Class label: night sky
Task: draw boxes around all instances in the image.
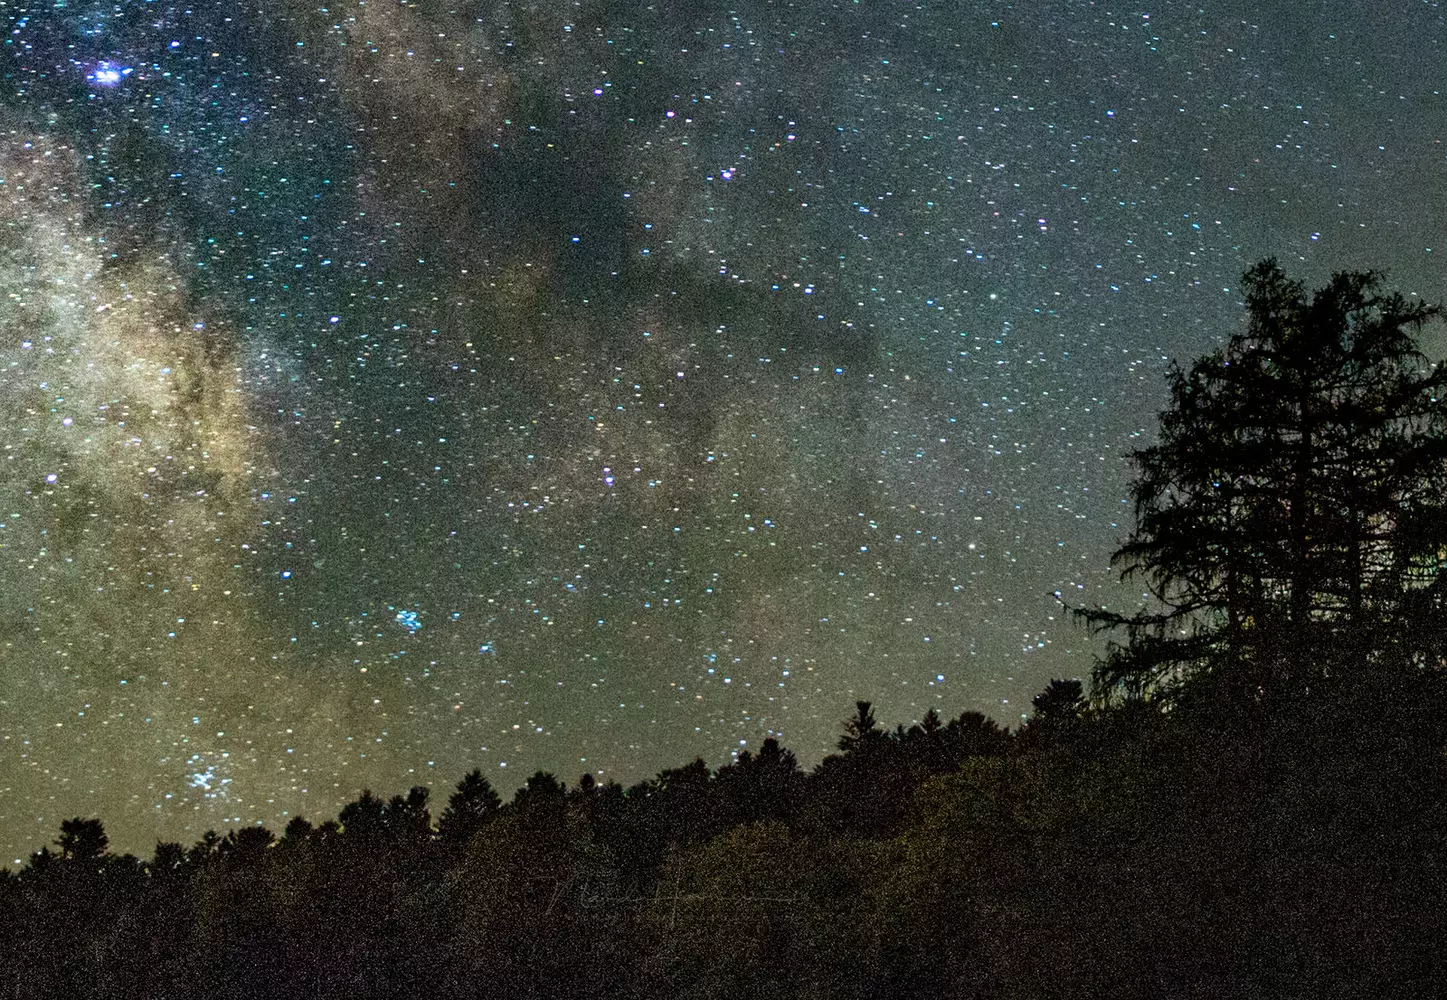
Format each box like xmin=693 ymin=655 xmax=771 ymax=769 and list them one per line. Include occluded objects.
xmin=1 ymin=0 xmax=1444 ymax=862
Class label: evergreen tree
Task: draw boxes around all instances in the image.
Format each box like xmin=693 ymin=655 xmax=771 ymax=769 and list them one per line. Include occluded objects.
xmin=1031 ymin=679 xmax=1085 ymax=726
xmin=437 ymin=769 xmax=502 ymax=853
xmin=55 ymin=817 xmax=108 ymax=865
xmin=338 ymin=788 xmax=388 ymax=847
xmin=221 ymin=825 xmax=276 ymax=862
xmin=837 ymin=700 xmax=882 ymax=754
xmin=281 ymin=816 xmax=314 ymax=844
xmin=1085 ymin=259 xmax=1447 ymax=702
xmin=387 ymin=785 xmax=433 ymax=853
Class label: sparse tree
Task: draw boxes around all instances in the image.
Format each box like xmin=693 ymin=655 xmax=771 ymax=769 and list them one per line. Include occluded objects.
xmin=837 ymin=700 xmax=882 ymax=754
xmin=1084 ymin=259 xmax=1447 ymax=703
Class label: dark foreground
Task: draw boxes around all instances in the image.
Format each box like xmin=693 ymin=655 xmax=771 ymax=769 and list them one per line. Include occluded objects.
xmin=4 ymin=671 xmax=1445 ymax=1000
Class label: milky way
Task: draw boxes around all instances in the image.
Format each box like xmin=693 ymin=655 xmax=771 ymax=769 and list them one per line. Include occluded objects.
xmin=2 ymin=0 xmax=1444 ymax=861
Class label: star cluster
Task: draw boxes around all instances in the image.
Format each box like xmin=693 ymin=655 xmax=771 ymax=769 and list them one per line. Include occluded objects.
xmin=1 ymin=0 xmax=1444 ymax=861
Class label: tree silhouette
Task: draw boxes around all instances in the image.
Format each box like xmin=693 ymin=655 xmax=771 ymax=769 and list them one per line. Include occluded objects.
xmin=55 ymin=817 xmax=108 ymax=865
xmin=437 ymin=768 xmax=502 ymax=854
xmin=221 ymin=825 xmax=276 ymax=862
xmin=338 ymin=788 xmax=388 ymax=845
xmin=3 ymin=685 xmax=1445 ymax=1000
xmin=189 ymin=829 xmax=222 ymax=868
xmin=1017 ymin=679 xmax=1086 ymax=751
xmin=148 ymin=841 xmax=185 ymax=876
xmin=714 ymin=739 xmax=804 ymax=830
xmin=837 ymin=700 xmax=882 ymax=754
xmin=943 ymin=710 xmax=1010 ymax=760
xmin=1084 ymin=259 xmax=1447 ymax=703
xmin=1032 ymin=679 xmax=1085 ymax=724
xmin=281 ymin=815 xmax=314 ymax=844
xmin=387 ymin=785 xmax=433 ymax=853
xmin=513 ymin=771 xmax=568 ymax=824
xmin=808 ymin=702 xmax=924 ymax=837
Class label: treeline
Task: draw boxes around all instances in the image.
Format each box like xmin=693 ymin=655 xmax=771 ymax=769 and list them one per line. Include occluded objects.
xmin=9 ymin=258 xmax=1447 ymax=996
xmin=4 ymin=669 xmax=1447 ymax=999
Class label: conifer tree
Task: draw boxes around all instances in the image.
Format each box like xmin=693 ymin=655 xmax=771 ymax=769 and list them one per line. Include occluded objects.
xmin=437 ymin=769 xmax=502 ymax=852
xmin=1085 ymin=259 xmax=1447 ymax=702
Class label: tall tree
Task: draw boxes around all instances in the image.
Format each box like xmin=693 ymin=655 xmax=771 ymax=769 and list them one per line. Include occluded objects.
xmin=1085 ymin=259 xmax=1447 ymax=703
xmin=837 ymin=701 xmax=882 ymax=754
xmin=438 ymin=769 xmax=502 ymax=853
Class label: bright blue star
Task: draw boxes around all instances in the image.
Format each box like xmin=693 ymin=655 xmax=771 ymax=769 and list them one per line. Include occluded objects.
xmin=88 ymin=62 xmax=132 ymax=87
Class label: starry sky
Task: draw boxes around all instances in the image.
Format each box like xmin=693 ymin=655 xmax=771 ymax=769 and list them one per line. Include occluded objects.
xmin=1 ymin=0 xmax=1444 ymax=862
